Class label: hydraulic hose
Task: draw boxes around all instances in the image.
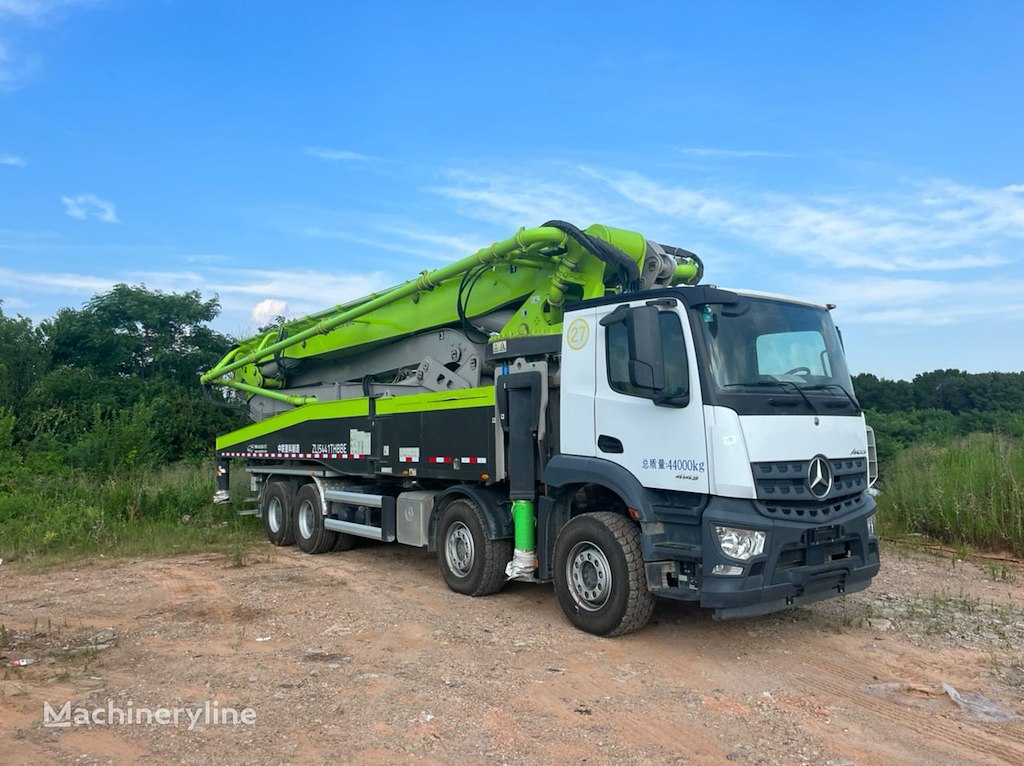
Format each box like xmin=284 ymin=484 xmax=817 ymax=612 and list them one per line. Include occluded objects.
xmin=660 ymin=243 xmax=704 ymax=285
xmin=542 ymin=220 xmax=641 ymax=292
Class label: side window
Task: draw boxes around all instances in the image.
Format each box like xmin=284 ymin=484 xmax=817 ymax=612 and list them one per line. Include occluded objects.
xmin=606 ymin=312 xmax=689 ymax=398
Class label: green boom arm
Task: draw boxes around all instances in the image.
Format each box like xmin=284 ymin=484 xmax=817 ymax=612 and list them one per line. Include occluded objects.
xmin=200 ymin=222 xmax=701 ymax=404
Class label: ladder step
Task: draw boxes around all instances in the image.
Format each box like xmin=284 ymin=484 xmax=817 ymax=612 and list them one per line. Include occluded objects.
xmin=324 ymin=518 xmax=388 ymax=541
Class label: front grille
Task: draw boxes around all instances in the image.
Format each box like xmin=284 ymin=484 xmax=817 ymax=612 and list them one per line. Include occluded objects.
xmin=751 ymin=457 xmax=869 ymax=521
xmin=756 ymin=491 xmax=870 ymax=522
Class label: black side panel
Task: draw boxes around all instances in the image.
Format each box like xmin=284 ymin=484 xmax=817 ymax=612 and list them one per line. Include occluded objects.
xmin=497 ymin=372 xmax=543 ymax=500
xmin=486 ymin=335 xmax=561 ymax=361
xmin=220 ymin=405 xmax=495 ymax=483
xmin=373 ymin=406 xmax=494 ymax=480
xmin=381 ymin=495 xmax=397 ymax=541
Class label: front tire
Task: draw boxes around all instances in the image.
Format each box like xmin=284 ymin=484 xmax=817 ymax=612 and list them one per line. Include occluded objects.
xmin=553 ymin=512 xmax=655 ymax=636
xmin=293 ymin=484 xmax=338 ymax=554
xmin=261 ymin=481 xmax=294 ymax=546
xmin=435 ymin=498 xmax=512 ymax=596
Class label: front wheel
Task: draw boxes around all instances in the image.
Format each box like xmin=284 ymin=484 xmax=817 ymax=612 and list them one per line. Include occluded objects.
xmin=435 ymin=498 xmax=512 ymax=596
xmin=553 ymin=512 xmax=655 ymax=636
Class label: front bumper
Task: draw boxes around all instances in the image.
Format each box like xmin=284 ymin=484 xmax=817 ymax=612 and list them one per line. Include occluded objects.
xmin=642 ymin=494 xmax=880 ymax=619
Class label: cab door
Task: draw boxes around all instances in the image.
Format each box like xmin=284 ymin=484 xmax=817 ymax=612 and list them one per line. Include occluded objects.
xmin=593 ymin=300 xmax=710 ymax=493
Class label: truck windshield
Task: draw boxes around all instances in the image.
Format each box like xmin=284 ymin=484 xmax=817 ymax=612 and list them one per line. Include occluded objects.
xmin=696 ymin=297 xmax=856 ymax=403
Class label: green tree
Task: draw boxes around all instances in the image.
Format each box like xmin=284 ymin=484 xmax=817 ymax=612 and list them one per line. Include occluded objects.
xmin=853 ymin=373 xmax=914 ymax=413
xmin=5 ymin=285 xmax=245 ymax=472
xmin=43 ymin=284 xmax=228 ymax=385
xmin=0 ymin=302 xmax=50 ymax=412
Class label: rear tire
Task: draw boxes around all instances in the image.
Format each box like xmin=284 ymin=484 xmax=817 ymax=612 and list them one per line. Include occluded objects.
xmin=261 ymin=481 xmax=294 ymax=546
xmin=553 ymin=512 xmax=655 ymax=636
xmin=293 ymin=484 xmax=338 ymax=554
xmin=333 ymin=532 xmax=358 ymax=551
xmin=436 ymin=498 xmax=512 ymax=596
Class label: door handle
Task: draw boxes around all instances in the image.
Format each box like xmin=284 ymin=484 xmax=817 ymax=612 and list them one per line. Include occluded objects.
xmin=598 ymin=434 xmax=623 ymax=454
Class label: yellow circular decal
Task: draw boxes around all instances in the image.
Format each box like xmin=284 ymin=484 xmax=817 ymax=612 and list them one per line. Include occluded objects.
xmin=566 ymin=318 xmax=590 ymax=350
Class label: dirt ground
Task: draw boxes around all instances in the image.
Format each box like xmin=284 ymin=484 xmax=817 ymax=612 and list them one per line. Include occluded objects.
xmin=2 ymin=539 xmax=1023 ymax=766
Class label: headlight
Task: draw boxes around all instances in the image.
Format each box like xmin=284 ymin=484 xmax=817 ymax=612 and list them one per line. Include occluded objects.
xmin=715 ymin=526 xmax=766 ymax=561
xmin=866 ymin=513 xmax=877 ymax=538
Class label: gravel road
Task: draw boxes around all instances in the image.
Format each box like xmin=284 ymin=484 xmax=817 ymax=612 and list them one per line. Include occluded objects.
xmin=2 ymin=541 xmax=1023 ymax=765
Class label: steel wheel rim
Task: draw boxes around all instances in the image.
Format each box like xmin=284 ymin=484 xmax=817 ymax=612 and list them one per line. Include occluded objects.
xmin=298 ymin=499 xmax=315 ymax=540
xmin=267 ymin=495 xmax=283 ymax=534
xmin=567 ymin=540 xmax=612 ymax=611
xmin=445 ymin=521 xmax=475 ymax=578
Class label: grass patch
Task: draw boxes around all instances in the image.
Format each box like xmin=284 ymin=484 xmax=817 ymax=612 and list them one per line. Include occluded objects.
xmin=878 ymin=433 xmax=1024 ymax=557
xmin=0 ymin=461 xmax=262 ymax=566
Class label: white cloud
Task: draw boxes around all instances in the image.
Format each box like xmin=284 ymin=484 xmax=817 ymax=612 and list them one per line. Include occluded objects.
xmin=430 ymin=165 xmax=1024 ymax=274
xmin=304 ymin=147 xmax=374 ymax=162
xmin=0 ymin=1 xmax=91 ymax=21
xmin=430 ymin=169 xmax=628 ymax=231
xmin=0 ymin=266 xmax=116 ymax=295
xmin=0 ymin=2 xmax=100 ymax=89
xmin=251 ymin=299 xmax=288 ymax=326
xmin=379 ymin=226 xmax=481 ymax=256
xmin=185 ymin=253 xmax=232 ymax=264
xmin=0 ymin=262 xmax=398 ymax=340
xmin=61 ymin=193 xmax=118 ymax=223
xmin=791 ymin=275 xmax=1024 ymax=326
xmin=299 ymin=225 xmax=478 ymax=262
xmin=206 ymin=267 xmax=391 ymax=302
xmin=0 ymin=40 xmax=28 ymax=90
xmin=677 ymin=147 xmax=795 ymax=159
xmin=0 ymin=295 xmax=30 ymax=310
xmin=190 ymin=268 xmax=398 ymax=336
xmin=0 ymin=153 xmax=26 ymax=167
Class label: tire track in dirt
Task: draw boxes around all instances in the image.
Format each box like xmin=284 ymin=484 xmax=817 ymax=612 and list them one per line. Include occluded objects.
xmin=148 ymin=559 xmax=241 ymax=624
xmin=794 ymin=653 xmax=1024 ymax=765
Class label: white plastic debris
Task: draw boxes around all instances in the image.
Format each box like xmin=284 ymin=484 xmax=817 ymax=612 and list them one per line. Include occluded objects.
xmin=942 ymin=682 xmax=1022 ymax=723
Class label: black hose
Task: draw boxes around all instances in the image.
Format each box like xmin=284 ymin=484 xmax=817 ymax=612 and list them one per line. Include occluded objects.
xmin=457 ymin=263 xmax=492 ymax=343
xmin=269 ymin=325 xmax=305 ymax=385
xmin=659 ymin=243 xmax=704 ymax=285
xmin=541 ymin=220 xmax=641 ymax=292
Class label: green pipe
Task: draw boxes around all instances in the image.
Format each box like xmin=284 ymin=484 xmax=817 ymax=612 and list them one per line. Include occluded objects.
xmin=511 ymin=499 xmax=536 ymax=553
xmin=546 ymin=249 xmax=581 ymax=323
xmin=674 ymin=262 xmax=700 ymax=284
xmin=210 ymin=377 xmax=318 ymax=406
xmin=200 ymin=225 xmax=569 ymax=385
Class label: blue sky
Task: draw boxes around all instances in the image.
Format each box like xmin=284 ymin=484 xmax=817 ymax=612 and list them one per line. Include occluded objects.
xmin=1 ymin=1 xmax=1022 ymax=381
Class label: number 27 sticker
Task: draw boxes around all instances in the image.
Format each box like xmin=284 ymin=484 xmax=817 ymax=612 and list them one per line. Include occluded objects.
xmin=566 ymin=318 xmax=590 ymax=350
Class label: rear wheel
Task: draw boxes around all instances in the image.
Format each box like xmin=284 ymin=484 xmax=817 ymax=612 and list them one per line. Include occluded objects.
xmin=436 ymin=498 xmax=512 ymax=596
xmin=293 ymin=484 xmax=338 ymax=554
xmin=261 ymin=481 xmax=294 ymax=546
xmin=333 ymin=531 xmax=358 ymax=551
xmin=553 ymin=512 xmax=655 ymax=636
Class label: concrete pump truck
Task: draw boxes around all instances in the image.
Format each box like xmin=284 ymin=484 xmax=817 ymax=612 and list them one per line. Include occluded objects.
xmin=202 ymin=221 xmax=879 ymax=636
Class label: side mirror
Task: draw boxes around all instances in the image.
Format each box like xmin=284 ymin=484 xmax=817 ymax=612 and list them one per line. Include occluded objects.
xmin=626 ymin=306 xmax=665 ymax=391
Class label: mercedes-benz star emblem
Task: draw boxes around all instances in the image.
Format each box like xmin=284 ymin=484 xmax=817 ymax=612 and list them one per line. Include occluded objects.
xmin=807 ymin=455 xmax=833 ymax=499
